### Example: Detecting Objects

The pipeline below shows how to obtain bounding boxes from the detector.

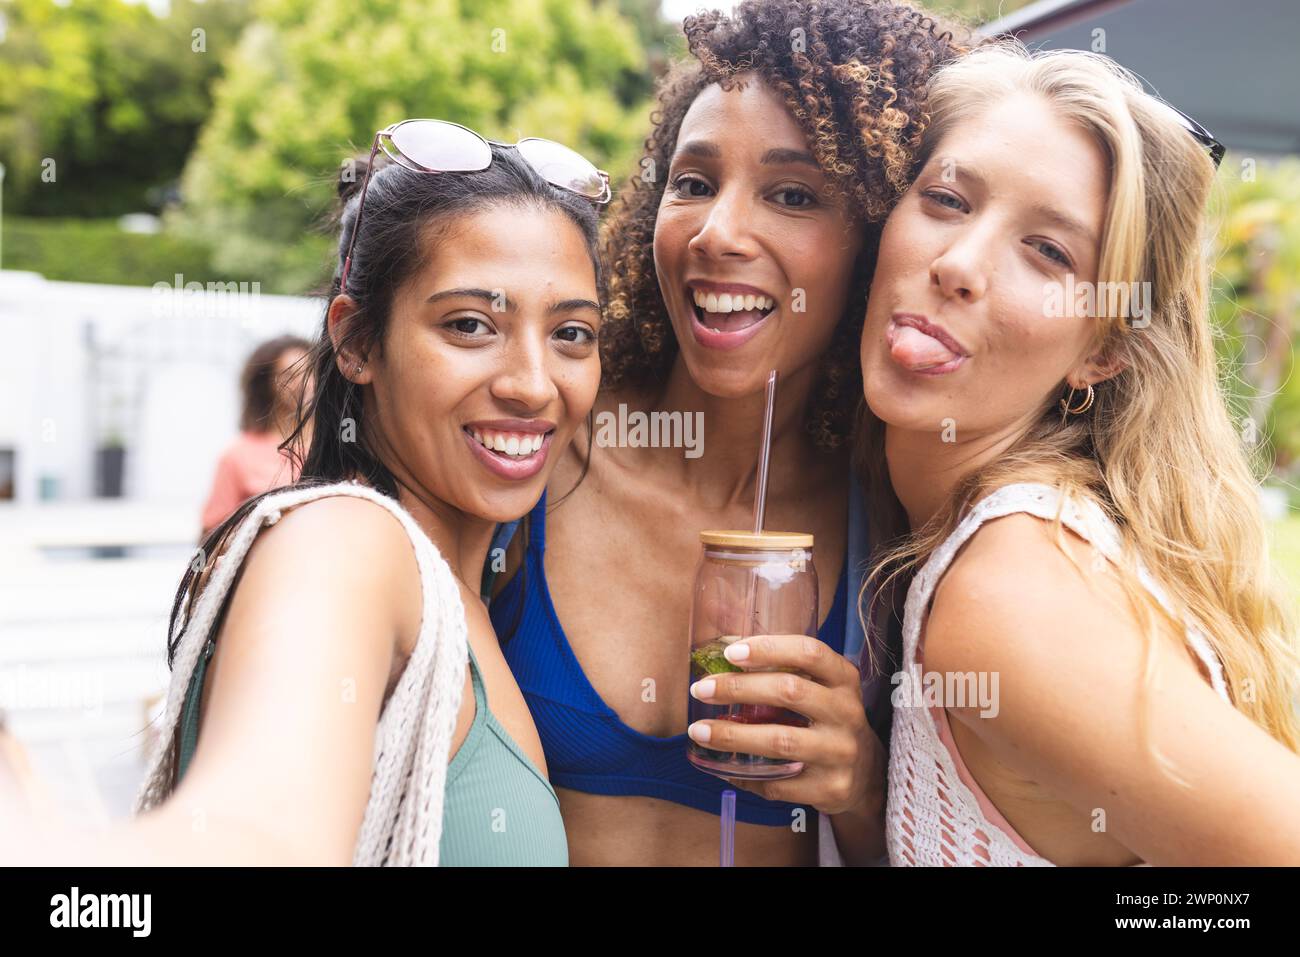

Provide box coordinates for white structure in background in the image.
[0,270,320,506]
[0,270,321,822]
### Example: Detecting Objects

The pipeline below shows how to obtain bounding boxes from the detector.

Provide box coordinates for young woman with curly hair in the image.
[489,0,971,865]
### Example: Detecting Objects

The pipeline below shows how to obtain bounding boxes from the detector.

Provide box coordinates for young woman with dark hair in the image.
[1,123,610,866]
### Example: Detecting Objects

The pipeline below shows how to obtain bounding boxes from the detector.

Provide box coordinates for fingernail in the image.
[724,642,750,662]
[690,678,715,700]
[687,721,711,744]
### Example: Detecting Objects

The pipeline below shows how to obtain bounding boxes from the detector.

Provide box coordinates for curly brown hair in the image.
[599,0,974,450]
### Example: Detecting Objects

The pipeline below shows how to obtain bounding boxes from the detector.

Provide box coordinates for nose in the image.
[490,332,559,411]
[930,226,990,304]
[686,183,760,261]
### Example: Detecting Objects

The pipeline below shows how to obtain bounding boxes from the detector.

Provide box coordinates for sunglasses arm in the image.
[340,135,382,291]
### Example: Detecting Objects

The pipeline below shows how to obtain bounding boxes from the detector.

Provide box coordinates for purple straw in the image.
[720,789,737,867]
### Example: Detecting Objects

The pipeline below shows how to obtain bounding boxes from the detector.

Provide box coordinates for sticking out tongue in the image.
[890,324,961,371]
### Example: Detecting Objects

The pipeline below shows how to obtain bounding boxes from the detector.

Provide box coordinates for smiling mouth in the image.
[690,288,776,334]
[464,426,554,460]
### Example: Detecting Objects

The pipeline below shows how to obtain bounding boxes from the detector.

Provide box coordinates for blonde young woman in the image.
[856,42,1300,866]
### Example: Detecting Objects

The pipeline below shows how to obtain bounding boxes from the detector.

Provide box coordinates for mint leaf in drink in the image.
[691,639,741,677]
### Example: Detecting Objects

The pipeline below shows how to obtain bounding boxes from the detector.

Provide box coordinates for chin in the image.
[863,378,918,431]
[673,340,782,399]
[473,487,545,525]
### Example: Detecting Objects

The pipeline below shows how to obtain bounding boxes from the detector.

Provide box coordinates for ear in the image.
[326,295,372,385]
[1069,346,1127,390]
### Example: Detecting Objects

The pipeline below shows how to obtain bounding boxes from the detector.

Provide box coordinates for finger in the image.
[722,633,858,688]
[688,716,830,765]
[691,670,844,726]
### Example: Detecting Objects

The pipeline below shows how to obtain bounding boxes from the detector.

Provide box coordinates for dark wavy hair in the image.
[166,145,602,668]
[600,0,973,450]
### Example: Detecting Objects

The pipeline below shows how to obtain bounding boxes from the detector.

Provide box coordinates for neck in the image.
[635,355,833,511]
[885,413,1038,530]
[352,423,495,592]
[388,476,496,594]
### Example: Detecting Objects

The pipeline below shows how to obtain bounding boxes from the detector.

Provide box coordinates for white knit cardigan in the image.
[134,481,470,866]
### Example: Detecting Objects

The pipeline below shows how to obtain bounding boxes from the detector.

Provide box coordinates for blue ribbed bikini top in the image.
[488,489,848,827]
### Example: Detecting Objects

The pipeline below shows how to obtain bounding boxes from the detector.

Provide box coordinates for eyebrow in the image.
[425,288,599,315]
[937,164,1099,248]
[674,139,820,169]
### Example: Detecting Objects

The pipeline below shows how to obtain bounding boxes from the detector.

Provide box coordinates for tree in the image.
[0,0,251,217]
[1210,158,1300,479]
[923,0,1038,27]
[173,0,652,292]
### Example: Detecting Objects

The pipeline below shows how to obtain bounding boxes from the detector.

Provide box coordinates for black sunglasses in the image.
[1159,100,1226,168]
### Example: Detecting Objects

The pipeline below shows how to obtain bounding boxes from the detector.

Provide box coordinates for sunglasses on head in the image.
[1157,99,1226,169]
[339,119,612,291]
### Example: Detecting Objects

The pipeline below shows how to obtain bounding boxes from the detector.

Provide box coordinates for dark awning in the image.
[982,0,1300,157]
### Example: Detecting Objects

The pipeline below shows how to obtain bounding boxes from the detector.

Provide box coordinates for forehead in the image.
[677,75,811,148]
[929,93,1110,227]
[417,204,595,287]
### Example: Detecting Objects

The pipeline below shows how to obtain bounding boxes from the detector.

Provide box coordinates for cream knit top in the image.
[886,482,1232,867]
[135,481,470,866]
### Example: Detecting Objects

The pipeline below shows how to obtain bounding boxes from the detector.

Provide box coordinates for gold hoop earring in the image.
[1060,383,1095,415]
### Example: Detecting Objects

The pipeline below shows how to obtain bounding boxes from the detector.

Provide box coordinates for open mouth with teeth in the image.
[691,289,776,334]
[464,427,552,459]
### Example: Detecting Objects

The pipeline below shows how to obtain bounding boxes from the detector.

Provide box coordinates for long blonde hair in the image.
[857,41,1300,761]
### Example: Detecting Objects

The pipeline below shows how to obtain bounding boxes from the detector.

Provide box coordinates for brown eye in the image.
[445,317,492,336]
[773,187,816,208]
[671,175,713,198]
[555,325,596,345]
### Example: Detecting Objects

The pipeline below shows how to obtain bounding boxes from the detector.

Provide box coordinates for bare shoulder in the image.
[925,508,1149,683]
[228,492,423,651]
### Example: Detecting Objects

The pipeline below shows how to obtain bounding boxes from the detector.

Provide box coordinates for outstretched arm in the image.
[1,496,420,866]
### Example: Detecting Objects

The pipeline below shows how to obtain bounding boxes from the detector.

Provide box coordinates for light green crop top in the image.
[176,639,567,866]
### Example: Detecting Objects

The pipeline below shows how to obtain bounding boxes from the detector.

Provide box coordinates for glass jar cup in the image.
[687,529,818,781]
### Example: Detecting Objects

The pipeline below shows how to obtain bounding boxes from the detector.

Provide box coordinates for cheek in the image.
[557,355,601,419]
[652,209,689,271]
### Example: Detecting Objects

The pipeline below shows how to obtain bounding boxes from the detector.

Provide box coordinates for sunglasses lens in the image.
[516,138,607,199]
[388,120,491,172]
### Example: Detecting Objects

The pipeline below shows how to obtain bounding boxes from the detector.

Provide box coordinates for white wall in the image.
[0,270,321,505]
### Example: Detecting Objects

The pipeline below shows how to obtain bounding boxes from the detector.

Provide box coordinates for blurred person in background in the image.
[199,335,313,535]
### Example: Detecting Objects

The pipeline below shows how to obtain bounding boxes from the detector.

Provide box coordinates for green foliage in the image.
[1,216,237,287]
[1271,514,1300,604]
[923,0,1039,27]
[0,0,251,217]
[1209,157,1300,476]
[174,0,653,292]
